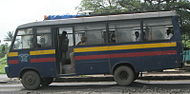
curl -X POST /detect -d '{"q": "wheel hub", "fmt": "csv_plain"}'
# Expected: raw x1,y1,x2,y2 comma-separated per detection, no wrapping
119,71,128,80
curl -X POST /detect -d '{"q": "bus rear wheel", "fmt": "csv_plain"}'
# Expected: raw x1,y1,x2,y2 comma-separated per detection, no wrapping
41,78,53,87
113,66,135,86
21,71,41,90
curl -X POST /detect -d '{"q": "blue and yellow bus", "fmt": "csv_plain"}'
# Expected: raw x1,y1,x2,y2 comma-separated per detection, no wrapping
6,11,183,89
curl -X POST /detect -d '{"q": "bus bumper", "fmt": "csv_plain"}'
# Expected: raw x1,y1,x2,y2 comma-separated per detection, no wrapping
5,66,11,78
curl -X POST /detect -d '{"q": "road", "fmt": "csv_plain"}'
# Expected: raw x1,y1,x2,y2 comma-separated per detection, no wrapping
1,80,190,94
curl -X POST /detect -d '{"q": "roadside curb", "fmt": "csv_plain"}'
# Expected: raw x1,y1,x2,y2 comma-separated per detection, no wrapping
0,81,8,84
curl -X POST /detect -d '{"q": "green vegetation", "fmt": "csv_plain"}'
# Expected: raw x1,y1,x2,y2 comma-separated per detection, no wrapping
0,42,9,74
77,0,190,33
0,56,7,74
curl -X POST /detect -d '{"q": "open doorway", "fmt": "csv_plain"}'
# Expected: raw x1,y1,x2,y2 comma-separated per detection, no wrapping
58,27,75,74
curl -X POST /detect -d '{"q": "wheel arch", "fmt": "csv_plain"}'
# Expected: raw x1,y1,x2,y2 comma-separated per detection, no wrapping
19,68,40,78
111,62,136,74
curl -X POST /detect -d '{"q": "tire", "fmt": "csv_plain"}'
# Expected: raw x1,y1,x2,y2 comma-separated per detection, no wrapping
113,66,135,86
21,71,41,90
41,78,53,87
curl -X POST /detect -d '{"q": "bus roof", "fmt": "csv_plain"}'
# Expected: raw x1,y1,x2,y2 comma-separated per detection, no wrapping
17,11,177,29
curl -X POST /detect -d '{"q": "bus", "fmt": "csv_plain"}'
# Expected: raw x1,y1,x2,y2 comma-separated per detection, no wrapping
5,11,183,89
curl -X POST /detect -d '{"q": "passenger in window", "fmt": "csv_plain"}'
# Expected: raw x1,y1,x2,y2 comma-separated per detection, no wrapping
132,30,141,42
110,32,116,43
40,37,45,47
77,36,86,45
135,31,140,41
165,27,173,39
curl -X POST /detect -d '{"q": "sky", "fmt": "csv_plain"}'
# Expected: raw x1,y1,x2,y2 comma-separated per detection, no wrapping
0,0,82,44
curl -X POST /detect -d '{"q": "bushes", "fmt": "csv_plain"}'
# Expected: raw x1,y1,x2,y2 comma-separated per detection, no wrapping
0,56,7,74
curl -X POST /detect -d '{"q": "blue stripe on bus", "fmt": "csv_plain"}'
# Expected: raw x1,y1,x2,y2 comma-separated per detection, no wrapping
75,58,108,64
30,54,56,59
7,57,18,60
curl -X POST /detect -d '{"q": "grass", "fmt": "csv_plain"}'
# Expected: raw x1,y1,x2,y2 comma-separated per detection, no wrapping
0,56,7,74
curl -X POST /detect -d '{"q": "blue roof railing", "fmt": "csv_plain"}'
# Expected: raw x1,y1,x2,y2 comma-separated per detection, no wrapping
44,15,85,20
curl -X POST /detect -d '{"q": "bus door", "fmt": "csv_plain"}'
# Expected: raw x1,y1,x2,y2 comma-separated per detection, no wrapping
57,27,75,74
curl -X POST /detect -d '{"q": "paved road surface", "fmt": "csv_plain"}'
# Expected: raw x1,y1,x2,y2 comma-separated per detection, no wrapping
1,80,190,94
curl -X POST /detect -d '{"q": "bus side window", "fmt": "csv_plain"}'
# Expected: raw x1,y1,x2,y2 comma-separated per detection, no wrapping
75,23,106,46
147,26,173,40
109,20,141,43
85,30,105,45
36,27,52,48
116,28,135,43
144,18,173,41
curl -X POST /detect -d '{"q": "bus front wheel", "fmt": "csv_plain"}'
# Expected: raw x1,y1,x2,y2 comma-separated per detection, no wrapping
21,71,41,90
113,66,135,86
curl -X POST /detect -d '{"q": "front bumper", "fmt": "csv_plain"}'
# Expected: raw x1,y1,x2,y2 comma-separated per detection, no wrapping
5,66,11,78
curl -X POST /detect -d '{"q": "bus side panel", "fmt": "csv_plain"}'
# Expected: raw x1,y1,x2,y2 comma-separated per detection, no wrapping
75,59,110,74
7,63,57,78
109,42,181,72
73,41,181,75
74,47,110,75
6,49,58,78
110,53,179,72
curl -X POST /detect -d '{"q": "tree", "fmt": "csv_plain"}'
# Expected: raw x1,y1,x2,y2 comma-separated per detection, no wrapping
118,0,141,12
4,31,14,42
76,0,125,14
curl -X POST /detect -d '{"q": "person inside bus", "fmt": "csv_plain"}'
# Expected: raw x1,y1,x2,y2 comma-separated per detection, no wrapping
135,31,140,41
110,32,116,43
132,30,140,41
165,27,173,39
77,35,86,45
59,31,69,64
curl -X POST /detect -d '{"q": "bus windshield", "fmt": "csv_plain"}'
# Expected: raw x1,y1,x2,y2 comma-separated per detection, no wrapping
13,28,34,50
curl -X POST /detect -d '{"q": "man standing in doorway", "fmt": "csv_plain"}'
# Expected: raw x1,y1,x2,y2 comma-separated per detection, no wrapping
59,31,69,73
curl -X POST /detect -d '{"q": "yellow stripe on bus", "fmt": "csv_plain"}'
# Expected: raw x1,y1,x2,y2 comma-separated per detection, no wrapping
30,49,55,55
7,52,18,57
74,42,177,52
